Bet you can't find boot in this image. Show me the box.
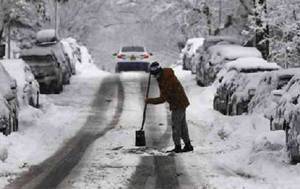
[167,145,182,153]
[182,142,193,152]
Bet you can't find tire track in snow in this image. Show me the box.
[4,75,124,189]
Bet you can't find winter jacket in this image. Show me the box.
[147,68,190,110]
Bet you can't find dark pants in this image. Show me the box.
[171,109,191,146]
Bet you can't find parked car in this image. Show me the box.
[269,75,300,163]
[197,44,262,86]
[181,38,204,71]
[248,68,300,116]
[61,39,77,75]
[1,59,40,108]
[63,38,82,64]
[113,46,153,72]
[35,29,72,85]
[195,36,243,85]
[20,47,63,94]
[0,63,19,135]
[214,57,280,115]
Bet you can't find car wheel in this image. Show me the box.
[53,80,62,94]
[213,97,219,111]
[182,62,188,70]
[36,92,40,108]
[286,124,300,164]
[4,115,12,136]
[226,103,233,116]
[29,97,34,107]
[13,112,18,132]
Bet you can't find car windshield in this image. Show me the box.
[21,55,54,66]
[121,46,145,52]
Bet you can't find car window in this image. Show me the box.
[121,46,145,52]
[22,55,54,65]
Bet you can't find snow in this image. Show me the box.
[0,44,109,187]
[181,38,204,58]
[36,29,57,43]
[208,45,262,66]
[225,57,281,71]
[172,66,300,189]
[0,59,36,106]
[249,68,300,116]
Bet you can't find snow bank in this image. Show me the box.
[0,43,109,187]
[173,66,300,189]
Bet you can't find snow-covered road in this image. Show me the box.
[4,64,300,189]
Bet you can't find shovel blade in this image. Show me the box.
[135,130,146,146]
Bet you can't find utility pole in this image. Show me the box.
[7,21,10,59]
[55,0,58,38]
[219,0,222,26]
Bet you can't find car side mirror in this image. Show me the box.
[271,90,283,97]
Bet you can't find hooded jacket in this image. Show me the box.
[147,68,190,110]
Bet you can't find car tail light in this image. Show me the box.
[143,54,149,59]
[117,54,125,59]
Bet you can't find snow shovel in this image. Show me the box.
[135,73,151,146]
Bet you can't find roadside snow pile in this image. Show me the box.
[174,66,300,189]
[0,43,109,187]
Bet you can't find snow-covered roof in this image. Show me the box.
[209,45,262,61]
[225,57,281,72]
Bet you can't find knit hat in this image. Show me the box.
[149,61,161,75]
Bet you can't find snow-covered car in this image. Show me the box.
[35,29,72,85]
[1,59,40,108]
[61,39,80,75]
[64,38,82,65]
[114,46,152,72]
[197,44,262,86]
[195,36,243,85]
[248,68,300,116]
[214,57,280,115]
[269,75,300,163]
[181,38,204,72]
[0,63,19,135]
[20,47,63,94]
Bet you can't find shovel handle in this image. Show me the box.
[140,73,151,130]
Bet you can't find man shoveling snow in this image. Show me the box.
[145,62,194,153]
